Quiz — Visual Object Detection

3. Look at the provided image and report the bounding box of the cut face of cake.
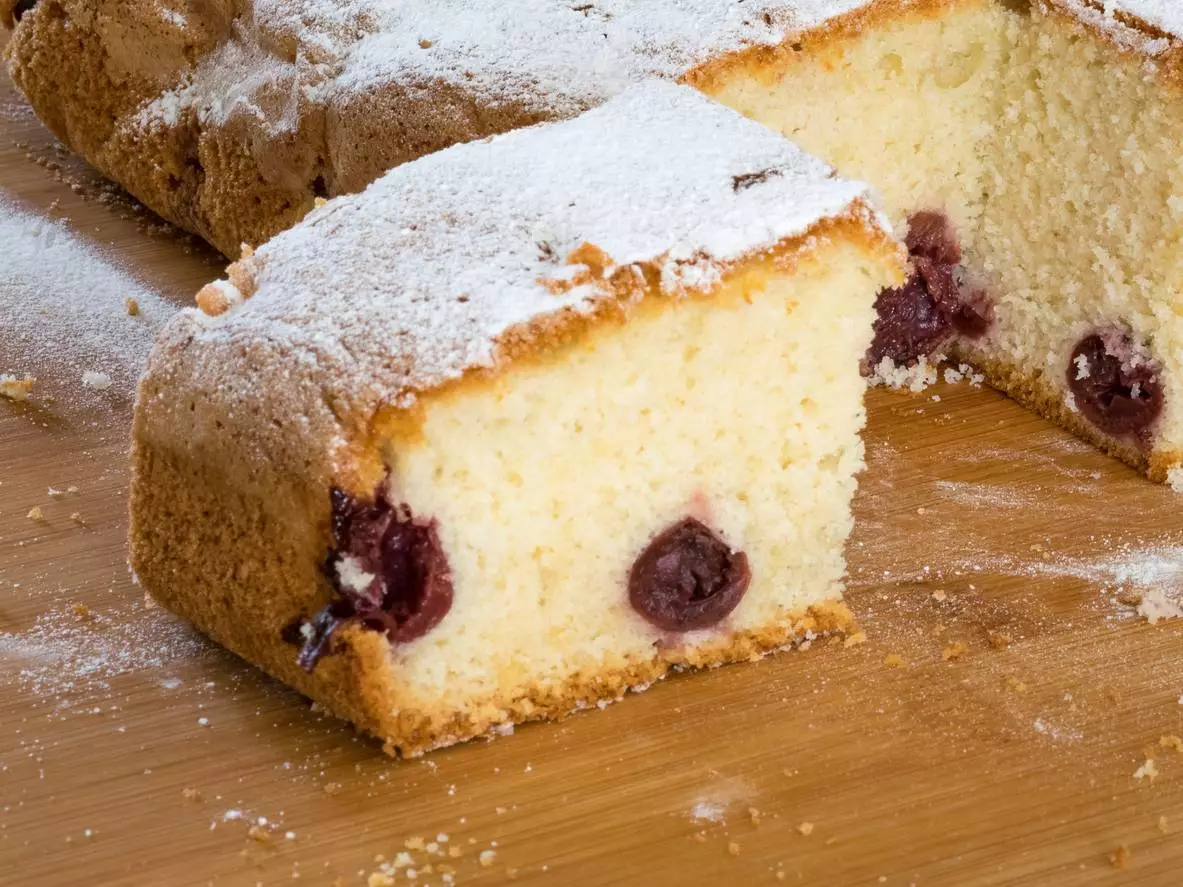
[129,82,905,755]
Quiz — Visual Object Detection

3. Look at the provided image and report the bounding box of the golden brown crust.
[955,349,1182,483]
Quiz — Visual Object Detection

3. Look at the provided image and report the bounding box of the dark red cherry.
[629,517,750,632]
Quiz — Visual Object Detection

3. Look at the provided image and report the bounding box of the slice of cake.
[129,82,904,755]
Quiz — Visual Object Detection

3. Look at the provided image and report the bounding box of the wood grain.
[4,64,1183,887]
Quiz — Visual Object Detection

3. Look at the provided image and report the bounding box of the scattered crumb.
[247,825,270,843]
[181,788,204,802]
[1109,845,1130,869]
[776,872,786,882]
[931,590,948,602]
[1134,759,1159,784]
[843,631,867,649]
[405,837,425,851]
[71,603,91,620]
[0,374,35,401]
[986,630,1012,650]
[1004,675,1028,693]
[368,874,396,887]
[748,807,762,827]
[942,641,969,662]
[692,832,707,844]
[26,506,45,522]
[126,298,141,316]
[883,653,905,668]
[1160,736,1183,753]
[323,782,343,796]
[81,370,112,391]
[70,512,85,525]
[727,842,741,857]
[796,822,814,837]
[1159,816,1170,834]
[479,850,496,868]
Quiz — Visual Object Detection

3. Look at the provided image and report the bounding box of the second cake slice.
[130,82,905,755]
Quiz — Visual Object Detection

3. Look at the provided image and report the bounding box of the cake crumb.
[247,825,270,843]
[126,298,141,316]
[1134,759,1159,784]
[796,822,814,837]
[693,832,707,844]
[986,630,1012,650]
[776,873,786,882]
[71,603,91,620]
[727,841,741,856]
[70,512,85,525]
[941,641,969,662]
[479,850,496,867]
[1109,845,1130,869]
[1004,675,1028,693]
[1160,735,1183,753]
[0,374,35,401]
[26,506,45,522]
[368,874,396,887]
[323,782,343,796]
[1159,816,1170,834]
[931,589,947,602]
[405,837,425,851]
[842,631,867,649]
[181,787,204,802]
[748,807,762,826]
[883,653,905,668]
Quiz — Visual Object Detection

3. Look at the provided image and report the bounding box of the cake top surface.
[144,0,876,127]
[168,81,881,439]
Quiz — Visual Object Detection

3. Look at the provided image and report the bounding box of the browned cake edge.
[953,349,1183,483]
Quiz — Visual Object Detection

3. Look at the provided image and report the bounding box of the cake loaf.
[129,82,905,755]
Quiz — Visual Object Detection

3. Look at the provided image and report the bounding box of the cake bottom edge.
[297,599,856,757]
[958,350,1183,484]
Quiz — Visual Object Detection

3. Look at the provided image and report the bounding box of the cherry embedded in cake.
[628,517,751,633]
[1067,330,1164,445]
[866,211,993,369]
[294,486,454,671]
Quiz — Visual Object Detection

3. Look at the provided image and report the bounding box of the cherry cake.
[129,83,904,755]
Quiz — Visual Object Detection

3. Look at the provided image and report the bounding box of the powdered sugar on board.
[142,0,873,130]
[0,198,175,396]
[150,82,881,470]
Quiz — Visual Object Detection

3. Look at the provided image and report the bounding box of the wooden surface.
[5,68,1183,887]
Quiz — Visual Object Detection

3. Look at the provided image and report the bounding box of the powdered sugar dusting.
[0,605,212,708]
[148,82,879,473]
[0,198,175,393]
[141,0,873,131]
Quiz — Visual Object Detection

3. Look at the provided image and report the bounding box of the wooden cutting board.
[4,63,1183,887]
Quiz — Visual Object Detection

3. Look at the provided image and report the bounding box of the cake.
[9,0,1183,482]
[128,82,905,755]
